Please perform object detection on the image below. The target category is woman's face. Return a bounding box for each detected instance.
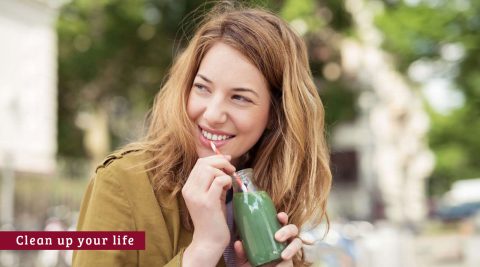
[187,42,271,165]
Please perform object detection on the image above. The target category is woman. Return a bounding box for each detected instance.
[73,3,331,267]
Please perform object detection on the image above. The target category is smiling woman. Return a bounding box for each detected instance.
[73,2,331,267]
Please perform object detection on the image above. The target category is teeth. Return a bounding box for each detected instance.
[202,129,232,141]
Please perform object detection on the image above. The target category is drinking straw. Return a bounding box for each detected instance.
[209,141,248,192]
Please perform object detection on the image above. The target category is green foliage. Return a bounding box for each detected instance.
[323,0,352,31]
[57,0,208,157]
[281,0,325,31]
[376,4,460,70]
[281,0,315,20]
[377,0,480,195]
[321,81,358,129]
[279,0,356,127]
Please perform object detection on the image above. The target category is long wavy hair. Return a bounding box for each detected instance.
[131,2,331,263]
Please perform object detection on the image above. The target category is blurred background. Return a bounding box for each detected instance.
[0,0,479,266]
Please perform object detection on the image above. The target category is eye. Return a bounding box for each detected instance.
[232,95,253,103]
[193,83,209,93]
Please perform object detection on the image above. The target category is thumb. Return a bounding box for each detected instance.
[234,240,248,264]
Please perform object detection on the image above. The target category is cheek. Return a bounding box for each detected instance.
[236,109,269,139]
[186,93,199,120]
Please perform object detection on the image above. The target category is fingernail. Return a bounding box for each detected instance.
[224,155,231,160]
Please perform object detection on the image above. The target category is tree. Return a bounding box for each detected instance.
[57,0,215,158]
[376,0,480,195]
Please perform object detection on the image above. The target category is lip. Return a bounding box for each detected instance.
[197,126,234,149]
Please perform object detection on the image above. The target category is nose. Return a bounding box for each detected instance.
[203,97,228,125]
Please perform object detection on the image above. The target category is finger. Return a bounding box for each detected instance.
[275,224,299,242]
[277,212,288,225]
[281,237,303,260]
[207,175,232,201]
[201,155,236,173]
[186,165,226,192]
[234,240,248,263]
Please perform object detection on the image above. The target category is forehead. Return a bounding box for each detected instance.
[197,42,269,92]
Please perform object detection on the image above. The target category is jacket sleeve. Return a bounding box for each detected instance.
[72,166,186,267]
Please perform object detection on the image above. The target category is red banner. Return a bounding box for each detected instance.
[0,231,145,250]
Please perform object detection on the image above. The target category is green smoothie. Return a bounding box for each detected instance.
[233,191,286,266]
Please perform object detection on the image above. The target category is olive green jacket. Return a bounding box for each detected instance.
[72,150,227,267]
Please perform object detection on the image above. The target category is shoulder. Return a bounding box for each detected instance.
[91,149,153,196]
[94,149,154,183]
[93,149,177,209]
[95,149,147,174]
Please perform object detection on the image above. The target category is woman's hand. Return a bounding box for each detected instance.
[234,212,303,267]
[182,155,236,267]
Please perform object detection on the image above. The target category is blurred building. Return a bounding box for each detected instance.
[0,0,60,174]
[327,0,435,224]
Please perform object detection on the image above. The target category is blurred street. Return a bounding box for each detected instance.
[303,217,480,267]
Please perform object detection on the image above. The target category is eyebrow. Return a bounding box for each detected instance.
[196,74,260,97]
[197,74,213,83]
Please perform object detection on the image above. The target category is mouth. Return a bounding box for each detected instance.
[198,126,235,141]
[197,126,235,149]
